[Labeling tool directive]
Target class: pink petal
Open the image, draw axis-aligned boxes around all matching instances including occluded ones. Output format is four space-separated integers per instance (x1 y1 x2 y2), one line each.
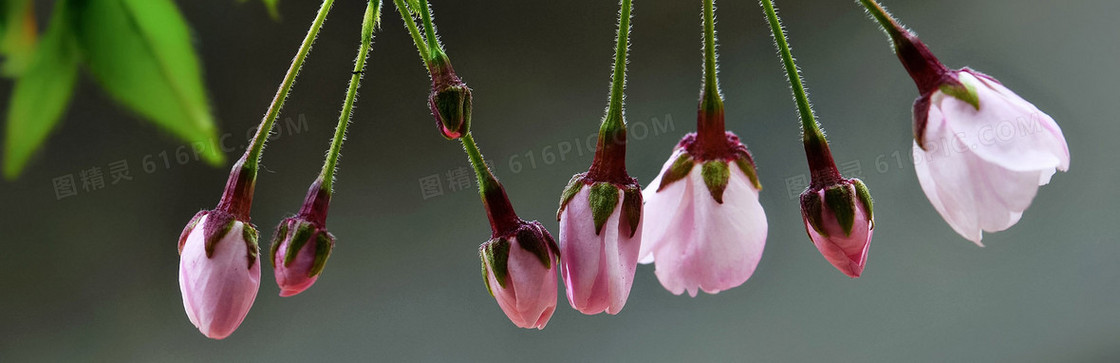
178 216 261 339
559 187 641 315
643 162 767 296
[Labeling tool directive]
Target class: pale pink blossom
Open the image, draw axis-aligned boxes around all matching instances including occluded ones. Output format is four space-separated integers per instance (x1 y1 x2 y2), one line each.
639 148 768 297
913 70 1070 245
480 221 559 329
178 212 261 339
557 181 642 314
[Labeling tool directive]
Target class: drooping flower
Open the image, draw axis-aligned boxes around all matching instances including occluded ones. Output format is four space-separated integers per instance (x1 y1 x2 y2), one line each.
178 210 261 340
639 0 768 296
762 0 876 276
270 182 335 297
557 176 642 314
480 220 560 329
800 178 875 278
554 0 643 314
640 135 767 296
857 0 1070 244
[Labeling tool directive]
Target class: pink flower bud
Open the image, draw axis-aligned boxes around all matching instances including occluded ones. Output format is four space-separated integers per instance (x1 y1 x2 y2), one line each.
800 179 874 278
556 175 642 315
639 136 768 297
270 217 335 297
178 210 261 339
479 221 559 329
913 69 1070 245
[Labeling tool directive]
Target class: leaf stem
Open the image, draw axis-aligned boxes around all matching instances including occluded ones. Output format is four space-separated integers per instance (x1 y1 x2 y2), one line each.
245 0 335 171
319 0 379 191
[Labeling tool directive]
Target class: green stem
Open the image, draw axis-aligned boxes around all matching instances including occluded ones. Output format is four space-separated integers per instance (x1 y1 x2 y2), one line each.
393 0 430 63
319 0 378 191
461 132 520 236
760 0 824 141
858 0 904 41
602 0 632 133
245 0 335 170
418 0 443 59
702 0 719 102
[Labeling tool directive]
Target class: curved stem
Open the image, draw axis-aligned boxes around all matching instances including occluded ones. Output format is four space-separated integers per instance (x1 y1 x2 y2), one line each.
603 0 632 130
245 0 335 170
760 0 823 141
393 0 430 63
461 133 520 237
319 0 378 191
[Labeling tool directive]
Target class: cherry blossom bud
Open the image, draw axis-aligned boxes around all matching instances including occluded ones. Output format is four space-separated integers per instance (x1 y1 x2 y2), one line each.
178 210 261 339
269 182 335 297
428 59 472 140
270 217 334 297
480 221 560 329
800 179 874 278
556 175 642 314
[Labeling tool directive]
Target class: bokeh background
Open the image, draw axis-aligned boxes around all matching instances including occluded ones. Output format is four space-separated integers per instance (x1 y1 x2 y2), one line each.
2 0 1117 361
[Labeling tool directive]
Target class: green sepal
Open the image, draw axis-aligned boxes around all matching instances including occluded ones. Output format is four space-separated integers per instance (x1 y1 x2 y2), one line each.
480 247 493 296
242 224 259 268
283 221 315 267
308 232 334 278
620 187 642 238
825 185 856 237
483 238 511 290
734 156 762 190
852 178 875 230
940 81 980 110
588 182 620 235
204 213 236 258
517 226 554 269
556 174 586 220
657 152 694 192
269 221 290 266
701 160 730 204
802 191 828 238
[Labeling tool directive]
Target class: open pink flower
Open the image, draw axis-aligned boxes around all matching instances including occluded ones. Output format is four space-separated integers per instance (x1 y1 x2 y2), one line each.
480 221 559 329
557 177 642 314
178 211 261 339
639 135 767 297
801 179 874 278
913 69 1070 245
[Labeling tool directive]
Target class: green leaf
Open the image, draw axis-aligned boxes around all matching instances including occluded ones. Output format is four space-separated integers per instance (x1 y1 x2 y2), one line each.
71 0 224 167
3 1 79 179
0 0 38 76
261 0 280 20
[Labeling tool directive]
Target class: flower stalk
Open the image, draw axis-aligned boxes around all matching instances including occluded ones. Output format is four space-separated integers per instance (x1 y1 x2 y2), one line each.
760 0 840 188
587 0 632 184
218 0 336 220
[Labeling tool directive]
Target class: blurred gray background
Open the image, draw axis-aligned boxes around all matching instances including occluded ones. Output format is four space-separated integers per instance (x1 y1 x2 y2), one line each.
1 0 1117 361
